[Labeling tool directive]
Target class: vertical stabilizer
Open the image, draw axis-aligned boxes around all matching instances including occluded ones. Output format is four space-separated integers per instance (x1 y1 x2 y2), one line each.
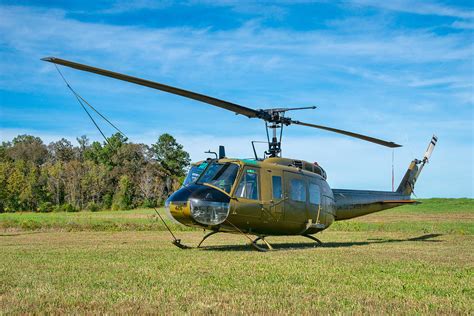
397 135 437 195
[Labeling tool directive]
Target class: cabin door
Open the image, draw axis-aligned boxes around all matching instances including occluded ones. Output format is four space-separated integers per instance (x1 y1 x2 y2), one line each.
261 169 284 222
308 181 322 224
283 171 308 225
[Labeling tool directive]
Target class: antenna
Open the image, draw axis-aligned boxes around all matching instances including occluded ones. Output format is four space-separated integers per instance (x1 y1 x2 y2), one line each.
392 149 395 192
204 150 217 159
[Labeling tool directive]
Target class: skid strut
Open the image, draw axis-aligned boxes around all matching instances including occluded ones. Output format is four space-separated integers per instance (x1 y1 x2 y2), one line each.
197 231 219 248
302 234 323 245
251 236 273 252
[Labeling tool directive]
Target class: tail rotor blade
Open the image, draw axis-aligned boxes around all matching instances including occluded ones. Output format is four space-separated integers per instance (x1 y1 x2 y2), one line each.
423 135 438 162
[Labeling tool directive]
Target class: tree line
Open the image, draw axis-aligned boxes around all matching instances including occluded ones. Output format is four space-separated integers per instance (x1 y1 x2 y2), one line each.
0 133 191 212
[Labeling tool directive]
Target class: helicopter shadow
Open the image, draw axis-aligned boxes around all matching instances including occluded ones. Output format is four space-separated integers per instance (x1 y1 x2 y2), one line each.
200 233 444 252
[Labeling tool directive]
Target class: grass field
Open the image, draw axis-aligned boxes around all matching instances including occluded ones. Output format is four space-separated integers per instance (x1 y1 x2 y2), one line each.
1 198 473 314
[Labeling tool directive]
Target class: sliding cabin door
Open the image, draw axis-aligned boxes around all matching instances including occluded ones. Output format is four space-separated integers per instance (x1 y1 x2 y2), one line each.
283 171 308 225
308 180 322 224
261 168 284 222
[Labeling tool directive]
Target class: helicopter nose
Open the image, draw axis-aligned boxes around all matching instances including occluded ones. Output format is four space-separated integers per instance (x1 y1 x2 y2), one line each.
165 184 231 226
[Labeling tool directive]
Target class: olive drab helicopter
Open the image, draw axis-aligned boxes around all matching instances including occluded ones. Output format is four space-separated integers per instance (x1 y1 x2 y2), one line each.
42 57 438 251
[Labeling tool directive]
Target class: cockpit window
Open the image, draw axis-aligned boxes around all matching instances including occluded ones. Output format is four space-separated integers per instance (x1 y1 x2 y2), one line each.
196 162 239 193
182 163 208 186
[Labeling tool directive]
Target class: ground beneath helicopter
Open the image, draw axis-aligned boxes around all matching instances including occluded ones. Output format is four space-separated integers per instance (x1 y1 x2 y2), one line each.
2 199 472 314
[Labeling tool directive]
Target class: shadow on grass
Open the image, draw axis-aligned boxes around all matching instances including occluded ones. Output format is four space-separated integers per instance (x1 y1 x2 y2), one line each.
199 233 444 252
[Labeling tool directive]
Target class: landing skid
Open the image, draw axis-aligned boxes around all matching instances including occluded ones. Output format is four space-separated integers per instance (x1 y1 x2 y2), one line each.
171 239 192 249
173 231 323 251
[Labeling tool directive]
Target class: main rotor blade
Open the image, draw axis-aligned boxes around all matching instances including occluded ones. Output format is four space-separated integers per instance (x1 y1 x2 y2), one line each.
291 120 402 148
41 57 261 118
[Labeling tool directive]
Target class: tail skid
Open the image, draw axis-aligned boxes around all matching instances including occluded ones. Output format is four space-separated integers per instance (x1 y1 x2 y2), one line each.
397 135 438 195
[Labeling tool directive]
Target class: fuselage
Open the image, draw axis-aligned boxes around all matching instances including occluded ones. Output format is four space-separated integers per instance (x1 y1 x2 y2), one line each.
166 157 411 236
166 157 339 236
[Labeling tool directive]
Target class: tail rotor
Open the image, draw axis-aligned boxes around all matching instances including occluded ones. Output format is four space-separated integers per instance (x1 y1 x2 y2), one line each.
397 135 438 196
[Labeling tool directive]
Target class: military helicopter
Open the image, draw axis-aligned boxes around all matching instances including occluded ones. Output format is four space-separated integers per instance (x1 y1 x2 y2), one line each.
42 57 437 251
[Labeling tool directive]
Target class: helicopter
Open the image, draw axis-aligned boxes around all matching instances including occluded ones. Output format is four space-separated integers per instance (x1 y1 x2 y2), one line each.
42 57 437 251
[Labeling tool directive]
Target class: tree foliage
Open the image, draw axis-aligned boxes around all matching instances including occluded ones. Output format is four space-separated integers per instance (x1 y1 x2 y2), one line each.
0 133 190 212
151 133 190 177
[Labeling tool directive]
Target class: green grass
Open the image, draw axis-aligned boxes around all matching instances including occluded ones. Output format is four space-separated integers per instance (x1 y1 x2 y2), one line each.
1 198 472 234
0 208 193 232
0 198 473 314
332 198 474 234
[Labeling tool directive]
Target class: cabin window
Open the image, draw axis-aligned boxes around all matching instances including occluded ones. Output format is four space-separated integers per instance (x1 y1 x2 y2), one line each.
235 168 259 200
309 182 321 205
290 178 306 202
272 176 282 199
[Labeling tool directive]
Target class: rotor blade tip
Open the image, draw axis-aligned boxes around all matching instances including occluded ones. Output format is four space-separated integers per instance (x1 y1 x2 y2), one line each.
41 57 55 62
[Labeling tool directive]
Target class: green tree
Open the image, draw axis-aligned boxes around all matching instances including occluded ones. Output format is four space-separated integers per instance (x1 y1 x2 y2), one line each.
48 138 75 162
101 133 128 168
81 161 107 205
151 134 190 177
0 142 12 162
76 135 89 161
7 135 48 165
5 161 41 211
44 162 65 205
0 161 12 211
84 141 102 164
113 175 134 210
63 160 83 209
84 133 128 168
0 132 185 212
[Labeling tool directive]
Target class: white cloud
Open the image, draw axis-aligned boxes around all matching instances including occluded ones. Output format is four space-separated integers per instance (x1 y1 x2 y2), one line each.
351 0 474 19
451 20 474 30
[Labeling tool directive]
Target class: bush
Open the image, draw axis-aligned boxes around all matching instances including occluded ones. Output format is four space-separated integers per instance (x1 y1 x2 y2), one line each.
111 202 121 211
37 202 53 213
113 175 134 210
142 198 156 208
87 202 101 212
61 203 78 212
102 193 113 210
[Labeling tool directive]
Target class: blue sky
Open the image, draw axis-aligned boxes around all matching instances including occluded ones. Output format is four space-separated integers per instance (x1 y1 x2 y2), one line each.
0 0 472 197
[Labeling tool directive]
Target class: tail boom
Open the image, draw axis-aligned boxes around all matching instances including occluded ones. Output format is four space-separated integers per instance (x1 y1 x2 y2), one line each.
333 189 414 220
333 135 436 221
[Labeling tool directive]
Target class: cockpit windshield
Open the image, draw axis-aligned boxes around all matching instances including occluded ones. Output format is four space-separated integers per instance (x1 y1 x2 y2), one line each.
196 162 240 193
182 162 208 187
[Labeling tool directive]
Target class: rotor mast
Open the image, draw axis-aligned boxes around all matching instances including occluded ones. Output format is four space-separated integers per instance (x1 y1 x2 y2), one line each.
263 106 317 157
